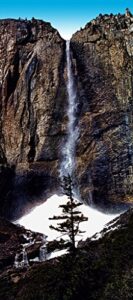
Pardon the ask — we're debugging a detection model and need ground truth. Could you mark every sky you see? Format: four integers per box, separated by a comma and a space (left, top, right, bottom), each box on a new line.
0, 0, 133, 39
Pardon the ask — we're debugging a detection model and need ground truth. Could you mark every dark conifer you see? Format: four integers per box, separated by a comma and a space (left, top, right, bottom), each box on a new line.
49, 175, 88, 254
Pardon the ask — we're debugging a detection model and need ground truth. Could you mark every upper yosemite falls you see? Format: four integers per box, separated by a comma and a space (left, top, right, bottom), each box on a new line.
0, 12, 133, 220
1, 8, 133, 300
60, 40, 78, 181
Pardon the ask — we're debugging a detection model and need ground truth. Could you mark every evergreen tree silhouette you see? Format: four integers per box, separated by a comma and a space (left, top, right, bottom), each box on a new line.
49, 175, 88, 254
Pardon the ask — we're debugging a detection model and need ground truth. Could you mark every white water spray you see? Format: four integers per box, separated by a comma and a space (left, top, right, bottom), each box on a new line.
21, 248, 29, 267
39, 245, 48, 262
39, 235, 48, 261
60, 40, 78, 178
14, 248, 29, 269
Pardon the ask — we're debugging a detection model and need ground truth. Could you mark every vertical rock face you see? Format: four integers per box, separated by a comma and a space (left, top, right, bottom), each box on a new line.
0, 19, 66, 218
1, 13, 133, 217
71, 12, 133, 208
0, 18, 66, 164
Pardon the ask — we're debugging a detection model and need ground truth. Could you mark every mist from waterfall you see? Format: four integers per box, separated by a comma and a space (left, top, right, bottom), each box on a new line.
16, 43, 121, 252
60, 40, 78, 179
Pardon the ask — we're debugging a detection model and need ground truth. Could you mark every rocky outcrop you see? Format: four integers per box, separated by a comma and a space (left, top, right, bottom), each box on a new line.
71, 10, 133, 208
0, 18, 66, 218
0, 209, 133, 299
0, 217, 44, 271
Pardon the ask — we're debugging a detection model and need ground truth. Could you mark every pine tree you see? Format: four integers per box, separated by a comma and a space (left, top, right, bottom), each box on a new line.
49, 175, 88, 254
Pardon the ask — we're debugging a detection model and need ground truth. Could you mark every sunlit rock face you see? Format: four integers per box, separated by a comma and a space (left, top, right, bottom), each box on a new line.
71, 12, 133, 207
0, 19, 66, 218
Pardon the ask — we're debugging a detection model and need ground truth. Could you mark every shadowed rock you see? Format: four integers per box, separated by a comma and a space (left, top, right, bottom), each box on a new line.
0, 18, 67, 218
71, 10, 133, 208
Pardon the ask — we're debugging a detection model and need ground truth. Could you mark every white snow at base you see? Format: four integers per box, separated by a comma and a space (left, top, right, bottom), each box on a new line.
50, 249, 68, 259
16, 194, 119, 242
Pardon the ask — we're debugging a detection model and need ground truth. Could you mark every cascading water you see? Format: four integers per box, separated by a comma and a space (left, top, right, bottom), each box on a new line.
39, 235, 48, 261
14, 248, 29, 268
39, 245, 48, 262
15, 41, 121, 256
60, 40, 79, 181
22, 248, 29, 267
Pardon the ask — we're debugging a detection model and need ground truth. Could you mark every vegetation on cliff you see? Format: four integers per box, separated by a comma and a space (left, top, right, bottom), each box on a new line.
49, 175, 88, 253
0, 209, 133, 299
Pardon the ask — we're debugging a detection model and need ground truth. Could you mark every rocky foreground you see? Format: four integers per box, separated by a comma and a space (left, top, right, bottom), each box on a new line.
0, 208, 133, 299
0, 217, 45, 271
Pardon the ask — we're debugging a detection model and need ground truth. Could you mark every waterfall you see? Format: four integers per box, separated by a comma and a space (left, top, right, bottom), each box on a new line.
39, 245, 48, 261
39, 235, 48, 261
14, 253, 20, 268
60, 40, 78, 180
21, 248, 29, 267
14, 248, 29, 268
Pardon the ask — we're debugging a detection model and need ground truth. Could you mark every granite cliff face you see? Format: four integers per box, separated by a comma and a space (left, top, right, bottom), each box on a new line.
1, 12, 133, 218
0, 19, 66, 218
71, 10, 133, 208
0, 18, 66, 164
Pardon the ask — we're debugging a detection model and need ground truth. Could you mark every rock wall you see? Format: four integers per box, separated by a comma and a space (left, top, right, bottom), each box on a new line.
71, 11, 133, 208
1, 13, 133, 217
0, 18, 66, 164
0, 19, 66, 218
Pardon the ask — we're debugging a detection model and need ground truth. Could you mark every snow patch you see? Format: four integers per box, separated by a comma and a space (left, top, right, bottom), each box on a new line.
16, 194, 118, 242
